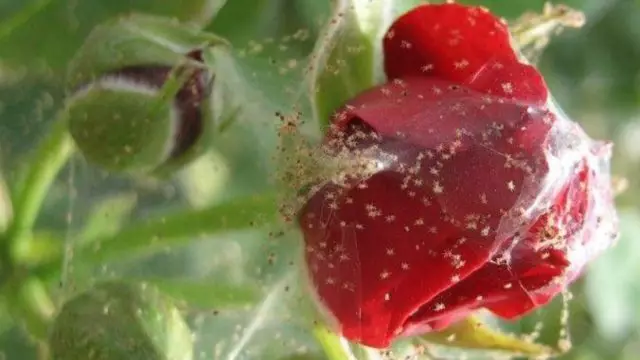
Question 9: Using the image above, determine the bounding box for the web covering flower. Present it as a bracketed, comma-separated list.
[297, 3, 619, 349]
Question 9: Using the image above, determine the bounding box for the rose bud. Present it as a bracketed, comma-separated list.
[49, 281, 193, 360]
[65, 14, 226, 174]
[298, 3, 618, 349]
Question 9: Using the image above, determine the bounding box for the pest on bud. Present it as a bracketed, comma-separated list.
[65, 14, 227, 174]
[49, 281, 193, 360]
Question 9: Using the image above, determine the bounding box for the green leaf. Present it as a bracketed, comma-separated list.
[421, 315, 555, 357]
[205, 46, 314, 173]
[78, 193, 138, 243]
[179, 235, 322, 359]
[0, 300, 15, 337]
[49, 281, 193, 360]
[0, 172, 11, 233]
[222, 271, 305, 360]
[141, 277, 261, 310]
[585, 209, 640, 341]
[207, 0, 325, 56]
[308, 0, 429, 131]
[309, 0, 392, 131]
[277, 355, 326, 360]
[0, 0, 224, 76]
[388, 0, 424, 15]
[34, 192, 280, 280]
[208, 46, 308, 128]
[206, 0, 327, 139]
[459, 0, 585, 19]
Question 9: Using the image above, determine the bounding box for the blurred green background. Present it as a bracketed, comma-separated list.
[0, 0, 639, 359]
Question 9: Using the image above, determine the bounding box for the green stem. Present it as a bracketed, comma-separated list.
[312, 325, 357, 360]
[35, 192, 280, 280]
[5, 276, 56, 342]
[7, 115, 74, 258]
[352, 345, 383, 360]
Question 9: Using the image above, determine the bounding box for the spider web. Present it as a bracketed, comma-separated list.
[0, 1, 621, 360]
[58, 3, 589, 360]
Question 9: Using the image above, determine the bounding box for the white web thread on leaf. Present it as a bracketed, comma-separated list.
[225, 272, 294, 360]
[303, 0, 350, 125]
[59, 155, 77, 302]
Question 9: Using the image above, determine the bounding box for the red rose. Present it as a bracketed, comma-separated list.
[298, 3, 619, 349]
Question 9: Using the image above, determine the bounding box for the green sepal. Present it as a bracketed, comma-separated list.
[421, 315, 555, 357]
[67, 13, 227, 91]
[152, 87, 216, 178]
[66, 82, 176, 173]
[49, 281, 193, 360]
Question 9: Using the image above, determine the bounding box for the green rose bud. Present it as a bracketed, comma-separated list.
[65, 14, 227, 174]
[49, 281, 193, 360]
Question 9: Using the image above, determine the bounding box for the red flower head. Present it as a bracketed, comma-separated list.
[298, 3, 618, 349]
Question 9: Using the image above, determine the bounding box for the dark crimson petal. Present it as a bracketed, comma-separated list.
[383, 4, 515, 80]
[300, 43, 617, 347]
[382, 3, 548, 104]
[468, 60, 548, 106]
[330, 77, 554, 231]
[329, 77, 539, 151]
[406, 261, 562, 329]
[434, 111, 553, 231]
[415, 244, 569, 323]
[489, 150, 618, 318]
[300, 78, 557, 347]
[400, 154, 618, 324]
[300, 166, 506, 348]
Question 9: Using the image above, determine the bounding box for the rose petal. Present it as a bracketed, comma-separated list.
[330, 77, 539, 151]
[383, 3, 548, 104]
[468, 60, 548, 106]
[300, 167, 506, 347]
[434, 112, 553, 230]
[331, 77, 553, 230]
[383, 4, 515, 80]
[300, 5, 618, 344]
[302, 81, 555, 346]
[403, 157, 613, 323]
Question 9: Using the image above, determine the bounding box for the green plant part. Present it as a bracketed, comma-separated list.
[65, 14, 228, 174]
[49, 281, 193, 360]
[0, 174, 11, 233]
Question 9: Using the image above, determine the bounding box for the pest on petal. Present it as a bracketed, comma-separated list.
[298, 3, 618, 349]
[383, 3, 548, 106]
